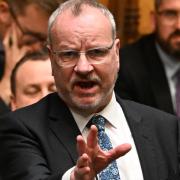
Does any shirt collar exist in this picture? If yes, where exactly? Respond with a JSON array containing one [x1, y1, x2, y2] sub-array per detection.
[[69, 92, 121, 133]]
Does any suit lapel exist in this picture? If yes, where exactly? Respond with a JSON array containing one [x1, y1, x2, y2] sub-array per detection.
[[142, 34, 174, 114], [118, 97, 159, 180], [48, 93, 81, 163], [46, 93, 164, 179]]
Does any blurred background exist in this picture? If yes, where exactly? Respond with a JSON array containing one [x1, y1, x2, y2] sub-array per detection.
[[100, 0, 154, 46]]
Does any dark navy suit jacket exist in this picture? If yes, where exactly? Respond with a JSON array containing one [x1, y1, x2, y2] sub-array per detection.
[[0, 93, 179, 180]]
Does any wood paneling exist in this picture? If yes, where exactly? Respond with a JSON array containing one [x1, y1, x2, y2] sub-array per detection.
[[100, 0, 154, 45], [139, 0, 154, 35]]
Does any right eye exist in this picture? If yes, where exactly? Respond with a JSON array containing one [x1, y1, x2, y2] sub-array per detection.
[[58, 51, 79, 61], [161, 10, 177, 19]]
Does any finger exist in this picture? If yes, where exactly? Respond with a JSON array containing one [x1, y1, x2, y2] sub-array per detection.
[[107, 143, 131, 162], [76, 135, 86, 156], [76, 153, 89, 168], [2, 27, 12, 48], [87, 125, 98, 148], [73, 154, 90, 179], [73, 166, 90, 180], [11, 22, 19, 46]]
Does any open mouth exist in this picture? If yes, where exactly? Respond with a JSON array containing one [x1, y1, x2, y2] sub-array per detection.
[[76, 81, 97, 89]]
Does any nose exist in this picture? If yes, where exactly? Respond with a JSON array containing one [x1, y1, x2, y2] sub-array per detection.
[[74, 53, 93, 74]]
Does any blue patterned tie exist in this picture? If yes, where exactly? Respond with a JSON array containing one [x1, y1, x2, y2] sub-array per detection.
[[91, 115, 121, 180]]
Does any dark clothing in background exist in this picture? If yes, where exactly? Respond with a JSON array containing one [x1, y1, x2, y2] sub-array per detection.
[[0, 92, 179, 180], [0, 98, 10, 116], [115, 33, 174, 114]]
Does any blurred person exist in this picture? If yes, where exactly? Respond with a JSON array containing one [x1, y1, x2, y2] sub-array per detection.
[[0, 1, 179, 180], [0, 0, 64, 50], [10, 50, 56, 110], [115, 0, 180, 116], [0, 0, 63, 114]]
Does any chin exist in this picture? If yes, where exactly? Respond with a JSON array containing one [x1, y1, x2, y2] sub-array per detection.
[[70, 94, 99, 110], [70, 92, 111, 114]]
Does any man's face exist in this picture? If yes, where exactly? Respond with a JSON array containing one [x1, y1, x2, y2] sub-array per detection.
[[11, 59, 56, 110], [10, 3, 48, 51], [154, 0, 180, 58], [49, 6, 120, 115]]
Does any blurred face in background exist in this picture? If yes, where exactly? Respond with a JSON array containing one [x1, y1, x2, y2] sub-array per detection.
[[11, 59, 56, 110], [9, 3, 49, 51], [153, 0, 180, 59]]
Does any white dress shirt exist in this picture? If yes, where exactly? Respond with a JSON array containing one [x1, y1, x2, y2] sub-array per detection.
[[62, 92, 144, 180]]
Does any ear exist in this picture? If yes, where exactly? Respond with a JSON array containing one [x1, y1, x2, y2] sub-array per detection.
[[0, 1, 12, 38], [47, 45, 55, 76], [114, 38, 120, 70], [10, 94, 17, 111], [150, 10, 157, 32], [115, 38, 120, 56], [0, 1, 11, 24]]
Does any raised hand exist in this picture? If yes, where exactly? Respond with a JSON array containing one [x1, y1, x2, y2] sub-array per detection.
[[0, 22, 31, 104], [71, 125, 131, 180]]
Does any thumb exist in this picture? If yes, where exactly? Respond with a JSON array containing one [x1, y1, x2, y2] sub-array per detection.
[[107, 143, 131, 163]]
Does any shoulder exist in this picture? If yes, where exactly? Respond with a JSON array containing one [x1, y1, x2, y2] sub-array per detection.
[[0, 93, 64, 130], [120, 33, 156, 60], [0, 98, 10, 115], [118, 97, 179, 126], [121, 33, 155, 52]]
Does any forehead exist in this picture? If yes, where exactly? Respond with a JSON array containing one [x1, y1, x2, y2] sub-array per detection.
[[158, 0, 180, 9], [51, 6, 112, 45], [16, 59, 52, 81], [16, 4, 49, 35]]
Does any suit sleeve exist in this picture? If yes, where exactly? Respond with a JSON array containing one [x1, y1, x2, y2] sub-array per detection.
[[0, 114, 62, 180]]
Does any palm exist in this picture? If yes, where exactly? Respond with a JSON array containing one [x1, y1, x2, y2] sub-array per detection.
[[73, 125, 131, 180]]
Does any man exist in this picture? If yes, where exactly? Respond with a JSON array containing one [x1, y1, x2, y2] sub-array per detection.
[[0, 0, 179, 179], [115, 0, 180, 115], [0, 0, 63, 51], [0, 0, 63, 114], [10, 51, 56, 110]]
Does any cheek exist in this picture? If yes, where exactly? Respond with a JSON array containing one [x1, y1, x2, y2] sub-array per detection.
[[15, 94, 32, 107], [100, 60, 119, 83], [157, 25, 173, 40], [53, 67, 73, 90]]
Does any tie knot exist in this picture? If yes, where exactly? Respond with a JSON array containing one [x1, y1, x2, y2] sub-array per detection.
[[90, 115, 106, 132]]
